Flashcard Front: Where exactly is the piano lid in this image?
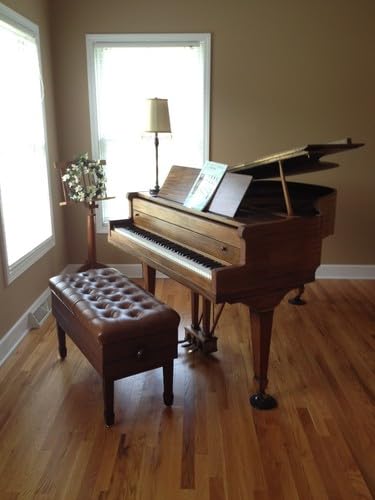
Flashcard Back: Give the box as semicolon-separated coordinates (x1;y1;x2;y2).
228;138;364;179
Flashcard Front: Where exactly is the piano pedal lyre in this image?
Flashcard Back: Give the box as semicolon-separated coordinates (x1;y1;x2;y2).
182;326;218;354
180;296;224;355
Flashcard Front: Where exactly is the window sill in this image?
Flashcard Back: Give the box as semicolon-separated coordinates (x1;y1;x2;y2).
4;236;55;285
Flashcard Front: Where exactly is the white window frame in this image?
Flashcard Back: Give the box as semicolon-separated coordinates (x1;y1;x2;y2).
86;33;211;232
0;3;55;284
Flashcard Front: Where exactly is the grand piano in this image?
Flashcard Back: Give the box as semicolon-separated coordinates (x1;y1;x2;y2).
108;138;363;409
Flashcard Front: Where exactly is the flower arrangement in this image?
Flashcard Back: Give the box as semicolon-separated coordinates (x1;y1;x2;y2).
61;153;107;203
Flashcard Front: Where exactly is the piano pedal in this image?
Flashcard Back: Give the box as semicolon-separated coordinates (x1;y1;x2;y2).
187;345;199;354
180;340;193;349
180;335;199;353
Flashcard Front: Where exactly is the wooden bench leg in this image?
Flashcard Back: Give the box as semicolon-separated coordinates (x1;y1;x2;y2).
56;323;67;359
103;378;115;426
163;360;174;406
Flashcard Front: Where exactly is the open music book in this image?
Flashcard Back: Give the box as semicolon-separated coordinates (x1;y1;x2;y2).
183;161;227;211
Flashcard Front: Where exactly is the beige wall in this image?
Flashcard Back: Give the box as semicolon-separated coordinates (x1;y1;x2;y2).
49;0;375;267
1;0;374;339
0;0;67;339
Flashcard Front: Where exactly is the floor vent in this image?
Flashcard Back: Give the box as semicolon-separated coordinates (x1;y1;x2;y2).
28;296;51;329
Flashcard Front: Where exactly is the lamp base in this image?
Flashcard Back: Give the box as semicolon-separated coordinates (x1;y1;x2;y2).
149;187;160;196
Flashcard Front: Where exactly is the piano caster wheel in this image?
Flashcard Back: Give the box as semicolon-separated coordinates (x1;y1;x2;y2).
250;392;277;410
289;286;306;306
288;296;306;306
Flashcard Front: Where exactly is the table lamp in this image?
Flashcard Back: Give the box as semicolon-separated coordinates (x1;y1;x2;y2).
145;98;171;195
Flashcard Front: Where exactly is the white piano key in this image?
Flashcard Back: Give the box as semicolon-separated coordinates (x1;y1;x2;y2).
114;226;217;279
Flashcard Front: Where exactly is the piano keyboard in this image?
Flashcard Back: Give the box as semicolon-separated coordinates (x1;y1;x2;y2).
115;225;224;279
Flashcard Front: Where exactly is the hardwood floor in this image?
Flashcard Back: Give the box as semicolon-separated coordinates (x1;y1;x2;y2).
0;279;374;499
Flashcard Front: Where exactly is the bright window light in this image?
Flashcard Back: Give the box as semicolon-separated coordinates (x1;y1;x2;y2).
86;34;211;229
0;5;54;283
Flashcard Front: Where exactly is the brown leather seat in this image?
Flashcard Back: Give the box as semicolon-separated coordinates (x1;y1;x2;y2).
49;268;180;426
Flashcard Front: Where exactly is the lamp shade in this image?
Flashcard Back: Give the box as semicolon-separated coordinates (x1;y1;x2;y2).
145;98;171;133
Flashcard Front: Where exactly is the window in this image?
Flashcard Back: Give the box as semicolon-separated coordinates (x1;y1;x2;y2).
86;33;211;230
0;3;54;284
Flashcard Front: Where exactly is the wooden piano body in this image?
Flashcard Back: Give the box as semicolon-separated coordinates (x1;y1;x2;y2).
108;139;362;409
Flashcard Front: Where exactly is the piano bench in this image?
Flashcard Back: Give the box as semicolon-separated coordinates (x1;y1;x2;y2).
48;268;180;426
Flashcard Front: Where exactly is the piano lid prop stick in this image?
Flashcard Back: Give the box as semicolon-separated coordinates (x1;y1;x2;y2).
278;160;294;216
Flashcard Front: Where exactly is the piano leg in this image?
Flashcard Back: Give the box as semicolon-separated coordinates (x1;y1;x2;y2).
142;263;156;295
183;292;218;354
248;308;277;410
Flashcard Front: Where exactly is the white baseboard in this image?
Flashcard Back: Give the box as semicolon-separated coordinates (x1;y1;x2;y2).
316;265;375;279
1;263;374;367
0;287;51;367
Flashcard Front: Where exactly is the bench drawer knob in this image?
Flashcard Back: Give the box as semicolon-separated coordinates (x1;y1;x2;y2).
136;348;144;359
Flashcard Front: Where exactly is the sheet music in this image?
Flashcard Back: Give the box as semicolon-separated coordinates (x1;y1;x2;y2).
183;161;227;211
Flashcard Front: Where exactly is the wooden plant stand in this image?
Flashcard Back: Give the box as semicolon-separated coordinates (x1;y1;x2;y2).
78;201;106;272
54;159;113;271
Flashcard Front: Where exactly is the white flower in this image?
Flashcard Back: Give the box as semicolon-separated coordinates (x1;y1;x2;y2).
63;153;107;203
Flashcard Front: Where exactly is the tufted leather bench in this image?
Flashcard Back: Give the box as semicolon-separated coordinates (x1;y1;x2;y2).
49;268;180;426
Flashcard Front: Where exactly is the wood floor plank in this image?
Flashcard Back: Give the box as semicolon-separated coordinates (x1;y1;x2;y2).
0;278;374;499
